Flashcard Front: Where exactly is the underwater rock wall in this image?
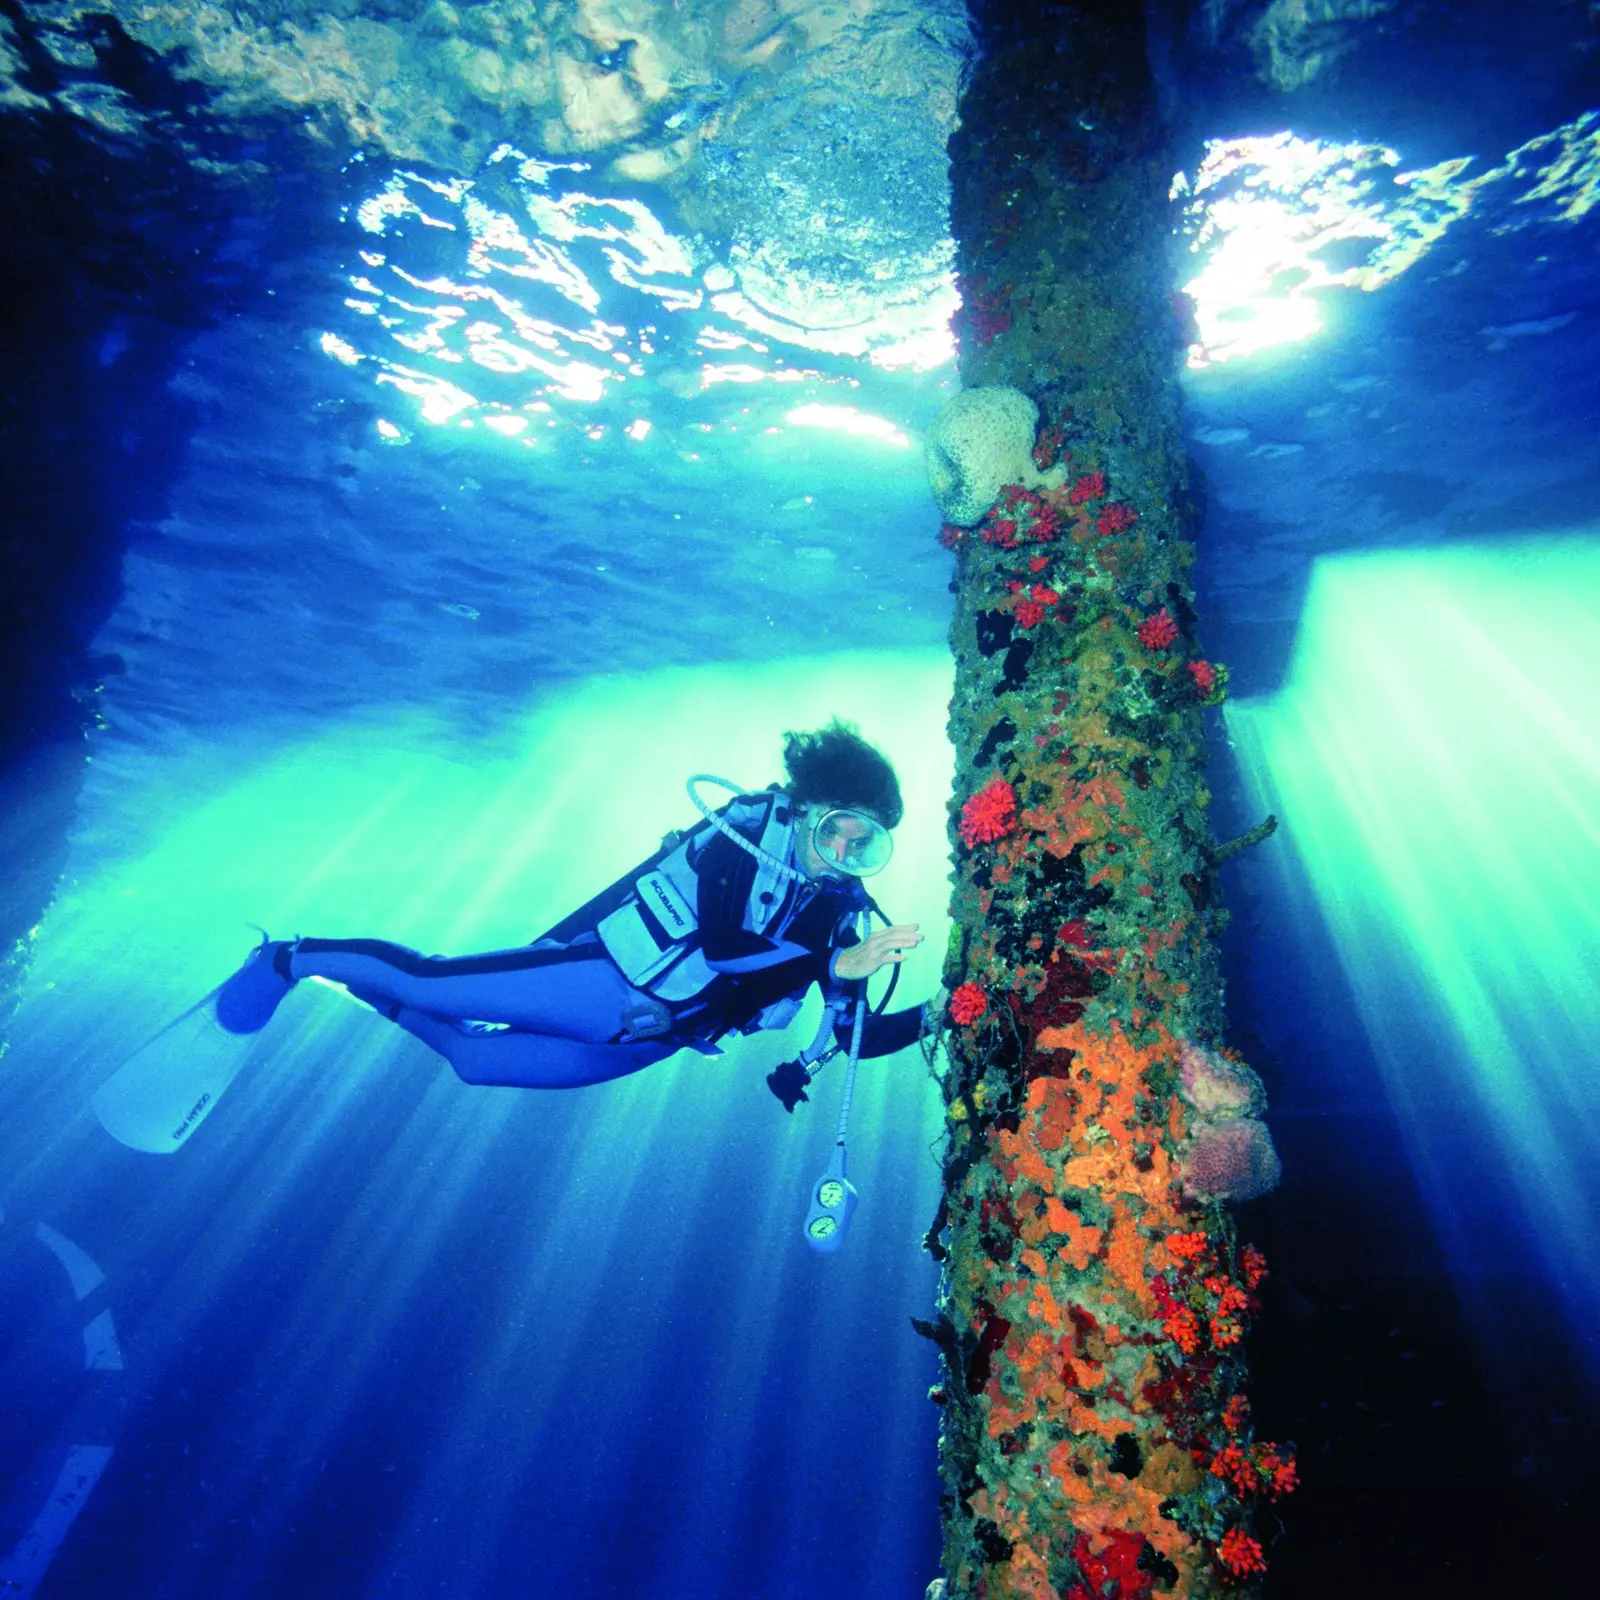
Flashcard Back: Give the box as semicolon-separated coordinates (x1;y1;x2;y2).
0;74;290;1053
926;5;1290;1596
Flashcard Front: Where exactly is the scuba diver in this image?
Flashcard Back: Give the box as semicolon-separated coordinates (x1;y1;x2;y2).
209;721;931;1100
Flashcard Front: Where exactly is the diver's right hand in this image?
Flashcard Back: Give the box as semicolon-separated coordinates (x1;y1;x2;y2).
834;924;923;981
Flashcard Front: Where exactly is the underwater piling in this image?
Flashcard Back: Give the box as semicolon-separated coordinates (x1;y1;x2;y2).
922;4;1291;1596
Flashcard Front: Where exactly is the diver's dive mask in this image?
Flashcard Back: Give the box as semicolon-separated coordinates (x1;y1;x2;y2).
807;806;893;878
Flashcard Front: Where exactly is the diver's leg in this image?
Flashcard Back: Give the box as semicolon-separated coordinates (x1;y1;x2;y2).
386;1008;675;1089
287;936;641;1042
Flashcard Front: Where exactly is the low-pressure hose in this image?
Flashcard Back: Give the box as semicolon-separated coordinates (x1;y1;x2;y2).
863;894;902;1017
685;774;808;883
835;981;867;1147
801;976;868;1251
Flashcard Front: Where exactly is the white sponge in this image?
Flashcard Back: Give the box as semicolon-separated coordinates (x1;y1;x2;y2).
924;386;1068;526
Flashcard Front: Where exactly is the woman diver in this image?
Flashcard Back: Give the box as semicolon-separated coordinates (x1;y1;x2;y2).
210;721;930;1095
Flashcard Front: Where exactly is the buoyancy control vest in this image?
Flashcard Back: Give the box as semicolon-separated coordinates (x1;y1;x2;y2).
595;791;802;1006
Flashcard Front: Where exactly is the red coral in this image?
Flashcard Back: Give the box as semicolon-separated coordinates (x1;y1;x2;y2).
960;275;1013;348
959;776;1016;847
1028;553;1051;572
1213;1281;1252;1318
1164;1307;1202;1355
937;523;966;550
1188;659;1217;695
983;516;1020;548
949;982;988;1025
1210;1444;1256;1495
1016;584;1062;630
1240;1245;1268;1289
1222;1394;1250;1433
1067;1532;1154;1600
1096;502;1138;536
1137;609;1178;650
996;486;1060;542
1210;1441;1299;1500
1033;423;1068;471
1217;1530;1267;1577
1210;1311;1244;1347
1259;1447;1299;1498
1168;1230;1210;1263
1069;470;1106;504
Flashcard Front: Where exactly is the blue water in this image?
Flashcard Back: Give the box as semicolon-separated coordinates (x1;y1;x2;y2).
2;4;1599;1597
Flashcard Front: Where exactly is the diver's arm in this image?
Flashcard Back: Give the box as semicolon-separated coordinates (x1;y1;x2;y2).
835;1002;928;1059
818;919;928;1056
824;933;934;1058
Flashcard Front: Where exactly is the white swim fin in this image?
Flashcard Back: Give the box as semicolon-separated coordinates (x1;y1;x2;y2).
91;989;261;1154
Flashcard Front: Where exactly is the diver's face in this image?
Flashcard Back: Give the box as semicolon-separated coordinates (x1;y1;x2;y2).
797;805;878;879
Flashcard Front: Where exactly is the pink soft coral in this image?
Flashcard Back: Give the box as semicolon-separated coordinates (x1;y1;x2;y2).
1179;1117;1281;1201
1178;1042;1263;1118
1176;1043;1279;1200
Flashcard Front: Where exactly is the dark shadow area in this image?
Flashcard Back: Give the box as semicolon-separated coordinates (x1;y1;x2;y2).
1208;735;1600;1599
1170;0;1600;164
0;26;339;1047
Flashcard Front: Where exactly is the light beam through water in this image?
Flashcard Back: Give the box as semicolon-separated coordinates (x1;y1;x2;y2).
1227;537;1600;1372
1;652;955;1598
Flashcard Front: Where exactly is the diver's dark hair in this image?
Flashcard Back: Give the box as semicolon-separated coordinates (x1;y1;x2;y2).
781;719;903;829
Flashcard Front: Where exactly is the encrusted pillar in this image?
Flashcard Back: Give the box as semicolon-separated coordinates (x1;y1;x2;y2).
921;4;1293;1597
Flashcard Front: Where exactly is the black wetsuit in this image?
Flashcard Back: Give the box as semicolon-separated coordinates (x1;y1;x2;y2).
286;796;923;1088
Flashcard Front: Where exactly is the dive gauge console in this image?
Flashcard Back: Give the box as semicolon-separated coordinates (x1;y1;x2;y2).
802;1143;859;1254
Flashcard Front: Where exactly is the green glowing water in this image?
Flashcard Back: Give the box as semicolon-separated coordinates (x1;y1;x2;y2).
1229;536;1600;1335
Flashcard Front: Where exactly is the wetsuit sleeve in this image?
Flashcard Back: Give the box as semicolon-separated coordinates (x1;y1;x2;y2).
695;825;832;989
832;999;927;1059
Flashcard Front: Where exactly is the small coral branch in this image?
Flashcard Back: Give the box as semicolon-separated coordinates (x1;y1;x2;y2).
1207;816;1278;867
